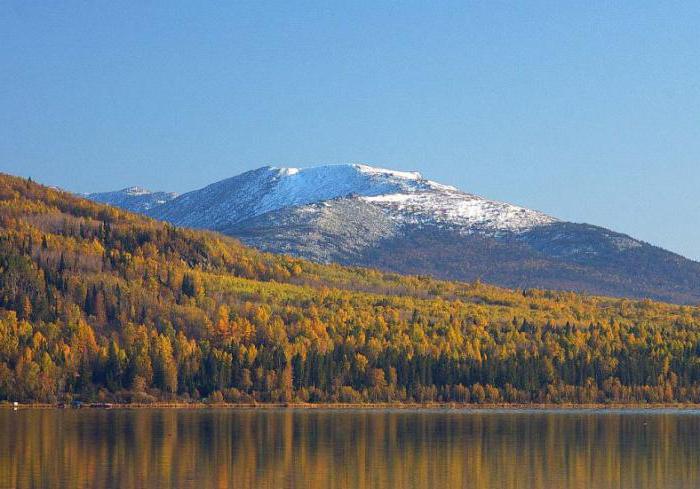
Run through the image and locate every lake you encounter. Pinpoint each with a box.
[1,408,699,488]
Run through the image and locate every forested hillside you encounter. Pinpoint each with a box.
[3,173,700,404]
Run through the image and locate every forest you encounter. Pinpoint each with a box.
[2,173,700,404]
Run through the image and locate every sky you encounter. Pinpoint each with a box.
[1,1,700,260]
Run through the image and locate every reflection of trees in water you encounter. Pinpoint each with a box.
[1,410,699,488]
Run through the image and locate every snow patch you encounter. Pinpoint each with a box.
[355,164,423,181]
[362,189,556,233]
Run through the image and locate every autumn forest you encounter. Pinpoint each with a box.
[2,173,700,405]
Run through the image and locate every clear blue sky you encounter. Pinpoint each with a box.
[2,2,699,259]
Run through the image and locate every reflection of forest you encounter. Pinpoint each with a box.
[1,409,699,488]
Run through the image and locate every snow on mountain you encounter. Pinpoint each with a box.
[87,187,178,213]
[147,164,557,234]
[360,185,556,233]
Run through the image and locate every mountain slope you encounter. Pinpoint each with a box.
[90,164,700,304]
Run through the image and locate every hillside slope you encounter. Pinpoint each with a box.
[3,173,700,404]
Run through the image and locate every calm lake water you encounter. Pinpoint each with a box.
[1,408,700,488]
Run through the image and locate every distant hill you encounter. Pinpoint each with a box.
[91,164,700,304]
[87,186,177,213]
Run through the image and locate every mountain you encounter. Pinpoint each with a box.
[4,172,700,405]
[87,186,178,213]
[147,164,556,232]
[88,164,700,304]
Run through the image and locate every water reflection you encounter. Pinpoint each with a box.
[1,408,699,488]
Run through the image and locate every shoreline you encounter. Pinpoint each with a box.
[4,401,700,410]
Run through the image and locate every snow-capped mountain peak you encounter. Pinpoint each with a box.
[260,163,556,233]
[142,163,556,234]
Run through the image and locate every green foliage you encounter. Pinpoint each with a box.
[1,173,700,404]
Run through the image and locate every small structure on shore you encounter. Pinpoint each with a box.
[90,403,113,409]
